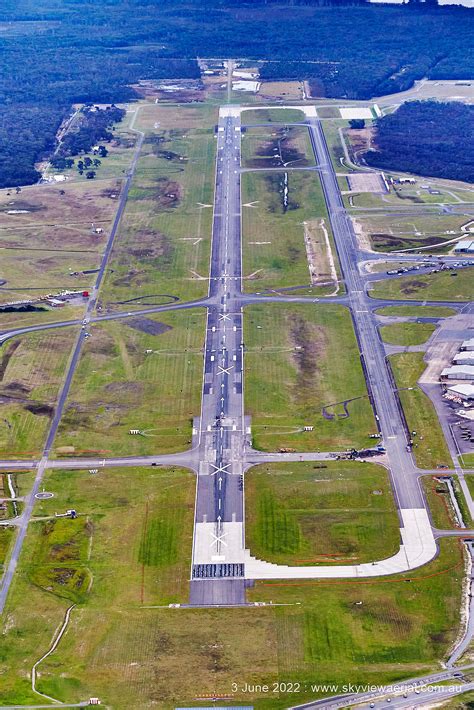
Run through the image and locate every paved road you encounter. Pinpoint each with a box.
[0,131,145,614]
[289,664,474,710]
[307,116,424,510]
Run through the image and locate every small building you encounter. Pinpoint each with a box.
[454,352,474,365]
[441,365,474,380]
[447,384,474,402]
[398,177,416,184]
[461,339,474,351]
[454,239,474,253]
[46,298,65,307]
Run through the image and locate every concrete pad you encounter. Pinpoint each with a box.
[244,509,436,579]
[340,107,374,120]
[193,521,245,564]
[219,105,241,118]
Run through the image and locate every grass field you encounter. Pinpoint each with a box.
[376,306,457,318]
[133,102,218,132]
[0,248,99,305]
[0,328,76,458]
[99,123,215,307]
[352,212,474,253]
[421,475,459,529]
[320,119,353,173]
[0,526,14,570]
[462,454,474,468]
[371,268,474,302]
[0,304,83,331]
[379,322,436,346]
[244,303,375,451]
[242,170,339,292]
[241,107,305,124]
[241,125,314,168]
[245,461,399,565]
[55,310,205,456]
[0,539,462,708]
[0,465,195,705]
[389,353,452,469]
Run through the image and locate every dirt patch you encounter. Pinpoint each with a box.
[347,126,375,159]
[289,315,326,405]
[246,127,309,169]
[103,381,145,398]
[351,217,374,253]
[370,233,444,252]
[0,381,31,396]
[0,341,20,382]
[126,318,173,336]
[400,279,429,295]
[24,401,54,417]
[100,182,121,199]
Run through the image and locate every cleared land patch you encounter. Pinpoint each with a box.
[246,460,399,565]
[380,322,436,346]
[242,170,338,292]
[0,328,75,458]
[55,310,204,456]
[244,303,375,452]
[390,352,451,469]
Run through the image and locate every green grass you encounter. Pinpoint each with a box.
[379,322,436,346]
[320,119,353,173]
[244,303,376,451]
[0,465,195,705]
[55,309,205,456]
[0,531,463,708]
[0,526,14,569]
[352,212,473,253]
[389,353,452,469]
[241,107,306,123]
[421,475,458,529]
[376,306,456,318]
[0,328,76,458]
[464,475,474,498]
[370,268,474,302]
[242,170,339,292]
[246,461,399,565]
[100,125,215,307]
[461,454,474,468]
[0,248,99,304]
[0,304,83,331]
[241,125,314,168]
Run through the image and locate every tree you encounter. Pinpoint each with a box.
[85,170,96,179]
[349,119,366,129]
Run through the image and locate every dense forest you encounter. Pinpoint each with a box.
[365,101,474,183]
[0,0,473,187]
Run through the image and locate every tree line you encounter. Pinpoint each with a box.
[365,101,474,183]
[0,0,473,187]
